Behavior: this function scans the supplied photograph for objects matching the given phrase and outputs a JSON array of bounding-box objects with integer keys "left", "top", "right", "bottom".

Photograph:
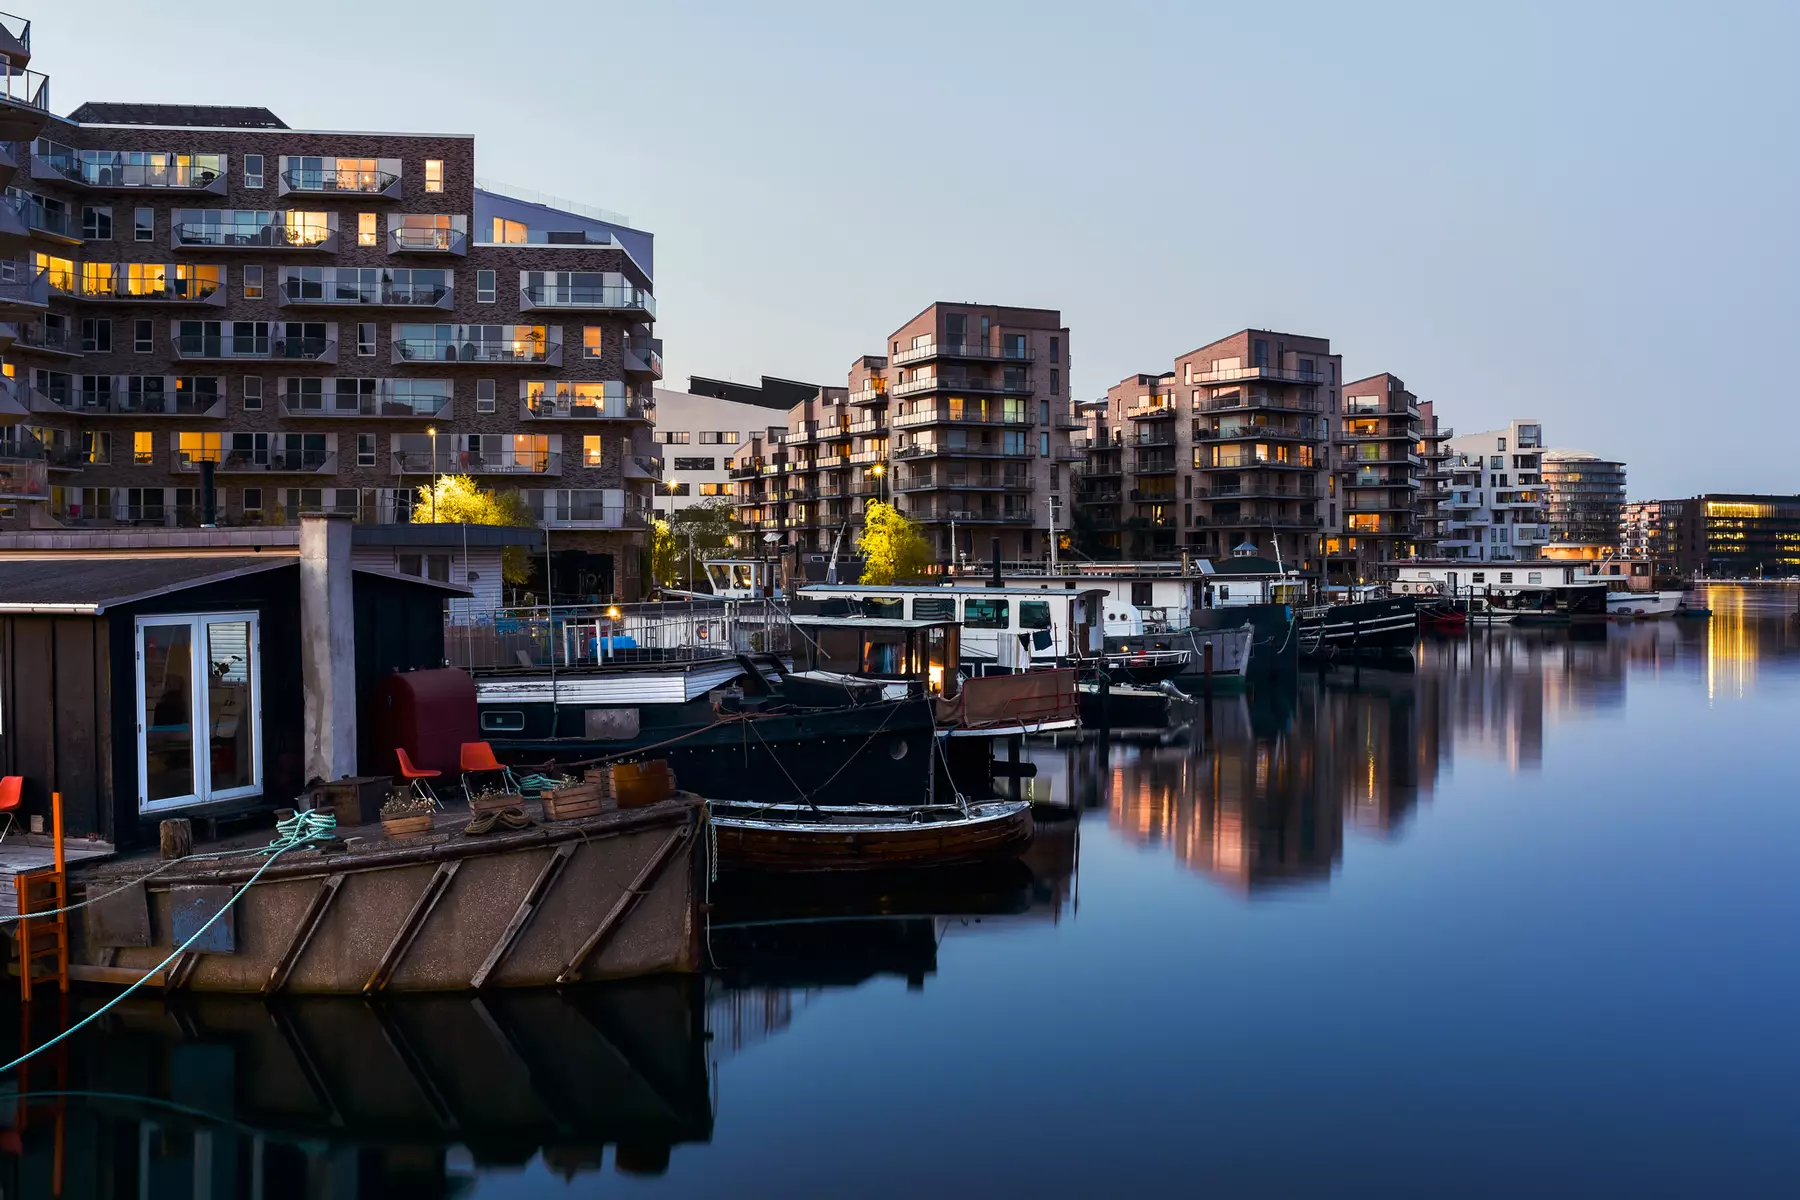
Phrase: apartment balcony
[
  {"left": 174, "top": 334, "right": 337, "bottom": 364},
  {"left": 1192, "top": 364, "right": 1328, "bottom": 386},
  {"left": 392, "top": 448, "right": 561, "bottom": 476},
  {"left": 1082, "top": 462, "right": 1124, "bottom": 479},
  {"left": 386, "top": 226, "right": 468, "bottom": 256},
  {"left": 175, "top": 219, "right": 337, "bottom": 253},
  {"left": 889, "top": 341, "right": 1035, "bottom": 367},
  {"left": 890, "top": 407, "right": 1031, "bottom": 430},
  {"left": 1133, "top": 456, "right": 1178, "bottom": 475},
  {"left": 538, "top": 499, "right": 649, "bottom": 530},
  {"left": 623, "top": 338, "right": 663, "bottom": 380},
  {"left": 0, "top": 457, "right": 47, "bottom": 501},
  {"left": 1127, "top": 488, "right": 1178, "bottom": 504},
  {"left": 279, "top": 166, "right": 401, "bottom": 200},
  {"left": 30, "top": 147, "right": 228, "bottom": 193},
  {"left": 1194, "top": 392, "right": 1325, "bottom": 415},
  {"left": 1127, "top": 401, "right": 1177, "bottom": 421},
  {"left": 12, "top": 317, "right": 77, "bottom": 357},
  {"left": 890, "top": 374, "right": 1034, "bottom": 400},
  {"left": 1346, "top": 471, "right": 1421, "bottom": 490},
  {"left": 519, "top": 284, "right": 655, "bottom": 319},
  {"left": 1196, "top": 482, "right": 1320, "bottom": 501},
  {"left": 393, "top": 336, "right": 560, "bottom": 366},
  {"left": 897, "top": 473, "right": 1030, "bottom": 493},
  {"left": 280, "top": 278, "right": 451, "bottom": 310},
  {"left": 0, "top": 262, "right": 47, "bottom": 316},
  {"left": 1130, "top": 430, "right": 1176, "bottom": 448},
  {"left": 519, "top": 395, "right": 646, "bottom": 421},
  {"left": 77, "top": 271, "right": 226, "bottom": 306},
  {"left": 1343, "top": 497, "right": 1417, "bottom": 515},
  {"left": 909, "top": 508, "right": 1033, "bottom": 525},
  {"left": 1344, "top": 449, "right": 1423, "bottom": 468},
  {"left": 0, "top": 12, "right": 31, "bottom": 67},
  {"left": 1512, "top": 524, "right": 1551, "bottom": 543},
  {"left": 181, "top": 451, "right": 338, "bottom": 476},
  {"left": 845, "top": 417, "right": 886, "bottom": 436},
  {"left": 0, "top": 140, "right": 14, "bottom": 191},
  {"left": 1053, "top": 446, "right": 1084, "bottom": 462},
  {"left": 891, "top": 443, "right": 1034, "bottom": 462},
  {"left": 1194, "top": 423, "right": 1320, "bottom": 443},
  {"left": 1344, "top": 399, "right": 1423, "bottom": 420},
  {"left": 0, "top": 192, "right": 29, "bottom": 250},
  {"left": 280, "top": 389, "right": 450, "bottom": 419},
  {"left": 0, "top": 377, "right": 23, "bottom": 417},
  {"left": 1203, "top": 456, "right": 1317, "bottom": 472},
  {"left": 49, "top": 388, "right": 226, "bottom": 418},
  {"left": 1191, "top": 514, "right": 1325, "bottom": 531},
  {"left": 1343, "top": 516, "right": 1415, "bottom": 536},
  {"left": 846, "top": 385, "right": 888, "bottom": 406},
  {"left": 1339, "top": 424, "right": 1417, "bottom": 443},
  {"left": 0, "top": 66, "right": 50, "bottom": 141}
]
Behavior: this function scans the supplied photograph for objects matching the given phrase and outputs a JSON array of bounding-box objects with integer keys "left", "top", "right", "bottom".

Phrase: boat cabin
[
  {"left": 794, "top": 583, "right": 1105, "bottom": 674},
  {"left": 789, "top": 616, "right": 961, "bottom": 699}
]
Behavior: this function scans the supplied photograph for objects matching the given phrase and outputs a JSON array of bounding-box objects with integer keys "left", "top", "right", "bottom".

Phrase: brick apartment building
[
  {"left": 731, "top": 303, "right": 1079, "bottom": 564},
  {"left": 1323, "top": 372, "right": 1445, "bottom": 581},
  {"left": 1074, "top": 329, "right": 1339, "bottom": 572},
  {"left": 1651, "top": 495, "right": 1800, "bottom": 578},
  {"left": 0, "top": 17, "right": 659, "bottom": 598}
]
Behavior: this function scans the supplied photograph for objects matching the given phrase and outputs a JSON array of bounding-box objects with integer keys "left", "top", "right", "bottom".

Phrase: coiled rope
[{"left": 1, "top": 810, "right": 338, "bottom": 1076}]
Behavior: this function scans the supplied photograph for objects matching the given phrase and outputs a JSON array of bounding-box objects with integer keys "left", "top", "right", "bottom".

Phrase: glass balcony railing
[
  {"left": 280, "top": 389, "right": 450, "bottom": 418},
  {"left": 519, "top": 285, "right": 654, "bottom": 316},
  {"left": 389, "top": 227, "right": 466, "bottom": 253},
  {"left": 394, "top": 337, "right": 552, "bottom": 364},
  {"left": 280, "top": 167, "right": 399, "bottom": 194},
  {"left": 175, "top": 221, "right": 334, "bottom": 250}
]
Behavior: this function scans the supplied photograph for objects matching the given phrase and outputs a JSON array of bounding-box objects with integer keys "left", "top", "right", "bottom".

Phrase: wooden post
[
  {"left": 160, "top": 818, "right": 193, "bottom": 861},
  {"left": 1202, "top": 639, "right": 1214, "bottom": 700},
  {"left": 51, "top": 791, "right": 64, "bottom": 876}
]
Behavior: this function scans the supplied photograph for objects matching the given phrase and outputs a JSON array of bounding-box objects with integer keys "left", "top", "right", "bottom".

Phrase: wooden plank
[
  {"left": 262, "top": 874, "right": 343, "bottom": 997},
  {"left": 557, "top": 826, "right": 690, "bottom": 984},
  {"left": 363, "top": 859, "right": 460, "bottom": 995},
  {"left": 469, "top": 842, "right": 576, "bottom": 990}
]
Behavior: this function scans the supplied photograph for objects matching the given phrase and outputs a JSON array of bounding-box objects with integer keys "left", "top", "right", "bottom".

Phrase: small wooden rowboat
[{"left": 709, "top": 800, "right": 1033, "bottom": 872}]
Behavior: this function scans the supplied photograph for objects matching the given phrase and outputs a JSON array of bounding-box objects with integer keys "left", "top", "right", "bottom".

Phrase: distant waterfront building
[
  {"left": 1658, "top": 495, "right": 1800, "bottom": 578},
  {"left": 1621, "top": 500, "right": 1665, "bottom": 563},
  {"left": 1326, "top": 372, "right": 1428, "bottom": 580},
  {"left": 732, "top": 303, "right": 1078, "bottom": 563},
  {"left": 1440, "top": 421, "right": 1549, "bottom": 561},
  {"left": 1541, "top": 450, "right": 1627, "bottom": 554},
  {"left": 651, "top": 376, "right": 815, "bottom": 516}
]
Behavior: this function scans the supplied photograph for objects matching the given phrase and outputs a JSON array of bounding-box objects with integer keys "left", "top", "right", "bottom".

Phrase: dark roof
[
  {"left": 1206, "top": 554, "right": 1287, "bottom": 576},
  {"left": 0, "top": 556, "right": 289, "bottom": 612},
  {"left": 66, "top": 103, "right": 288, "bottom": 129},
  {"left": 686, "top": 375, "right": 819, "bottom": 411},
  {"left": 352, "top": 524, "right": 542, "bottom": 549}
]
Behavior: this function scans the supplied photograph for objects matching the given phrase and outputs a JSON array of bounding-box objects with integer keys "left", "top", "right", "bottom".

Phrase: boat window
[
  {"left": 1528, "top": 572, "right": 1542, "bottom": 584},
  {"left": 480, "top": 710, "right": 526, "bottom": 732},
  {"left": 863, "top": 634, "right": 907, "bottom": 675},
  {"left": 1633, "top": 563, "right": 1649, "bottom": 575},
  {"left": 1500, "top": 572, "right": 1513, "bottom": 584},
  {"left": 963, "top": 598, "right": 1010, "bottom": 629},
  {"left": 861, "top": 597, "right": 904, "bottom": 618},
  {"left": 1019, "top": 600, "right": 1052, "bottom": 630},
  {"left": 732, "top": 564, "right": 755, "bottom": 590},
  {"left": 1471, "top": 572, "right": 1485, "bottom": 583},
  {"left": 912, "top": 596, "right": 955, "bottom": 620},
  {"left": 1130, "top": 582, "right": 1153, "bottom": 606}
]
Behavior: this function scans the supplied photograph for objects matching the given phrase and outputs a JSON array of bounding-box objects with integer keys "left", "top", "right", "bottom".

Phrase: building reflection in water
[{"left": 1103, "top": 601, "right": 1799, "bottom": 896}]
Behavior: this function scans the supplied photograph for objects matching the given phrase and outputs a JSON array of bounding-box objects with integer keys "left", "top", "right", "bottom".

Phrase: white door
[{"left": 136, "top": 612, "right": 263, "bottom": 814}]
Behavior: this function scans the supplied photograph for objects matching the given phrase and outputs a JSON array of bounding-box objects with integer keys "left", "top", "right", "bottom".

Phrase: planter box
[
  {"left": 381, "top": 814, "right": 433, "bottom": 838},
  {"left": 468, "top": 789, "right": 522, "bottom": 814}
]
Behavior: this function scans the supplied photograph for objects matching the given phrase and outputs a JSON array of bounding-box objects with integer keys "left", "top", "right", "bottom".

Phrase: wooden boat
[
  {"left": 1418, "top": 602, "right": 1467, "bottom": 632},
  {"left": 710, "top": 799, "right": 1033, "bottom": 873}
]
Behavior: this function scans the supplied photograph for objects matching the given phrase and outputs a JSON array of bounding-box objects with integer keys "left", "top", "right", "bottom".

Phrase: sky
[{"left": 43, "top": 0, "right": 1800, "bottom": 498}]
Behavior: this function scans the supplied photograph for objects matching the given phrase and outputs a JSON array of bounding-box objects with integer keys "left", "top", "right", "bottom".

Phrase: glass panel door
[
  {"left": 138, "top": 613, "right": 262, "bottom": 813},
  {"left": 139, "top": 621, "right": 199, "bottom": 810},
  {"left": 205, "top": 618, "right": 258, "bottom": 798}
]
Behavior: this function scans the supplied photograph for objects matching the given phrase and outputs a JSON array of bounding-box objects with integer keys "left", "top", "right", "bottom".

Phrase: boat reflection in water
[{"left": 1, "top": 981, "right": 713, "bottom": 1196}]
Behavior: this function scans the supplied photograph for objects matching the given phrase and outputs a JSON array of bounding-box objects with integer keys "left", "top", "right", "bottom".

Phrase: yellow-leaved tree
[
  {"left": 412, "top": 475, "right": 536, "bottom": 584},
  {"left": 858, "top": 501, "right": 933, "bottom": 585}
]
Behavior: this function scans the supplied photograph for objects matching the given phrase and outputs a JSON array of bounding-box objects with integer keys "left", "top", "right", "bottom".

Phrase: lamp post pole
[{"left": 426, "top": 424, "right": 438, "bottom": 522}]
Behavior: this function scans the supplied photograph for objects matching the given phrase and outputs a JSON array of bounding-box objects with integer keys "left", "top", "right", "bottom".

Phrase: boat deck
[{"left": 0, "top": 835, "right": 116, "bottom": 918}]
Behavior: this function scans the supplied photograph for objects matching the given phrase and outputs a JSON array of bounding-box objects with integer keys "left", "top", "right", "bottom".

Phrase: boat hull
[
  {"left": 68, "top": 799, "right": 707, "bottom": 994},
  {"left": 712, "top": 801, "right": 1034, "bottom": 873},
  {"left": 1298, "top": 597, "right": 1418, "bottom": 659},
  {"left": 1607, "top": 590, "right": 1684, "bottom": 618}
]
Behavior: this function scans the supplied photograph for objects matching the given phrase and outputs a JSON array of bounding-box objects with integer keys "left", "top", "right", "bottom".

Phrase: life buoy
[{"left": 698, "top": 626, "right": 710, "bottom": 640}]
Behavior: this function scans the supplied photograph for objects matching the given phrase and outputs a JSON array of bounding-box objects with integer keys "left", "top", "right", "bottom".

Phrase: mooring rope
[{"left": 1, "top": 811, "right": 338, "bottom": 1076}]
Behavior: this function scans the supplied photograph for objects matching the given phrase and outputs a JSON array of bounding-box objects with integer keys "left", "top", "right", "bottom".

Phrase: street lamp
[
  {"left": 426, "top": 424, "right": 438, "bottom": 523},
  {"left": 871, "top": 461, "right": 886, "bottom": 506}
]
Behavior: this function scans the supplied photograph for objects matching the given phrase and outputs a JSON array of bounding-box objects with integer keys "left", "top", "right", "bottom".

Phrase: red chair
[
  {"left": 459, "top": 742, "right": 519, "bottom": 804},
  {"left": 394, "top": 747, "right": 442, "bottom": 810},
  {"left": 0, "top": 776, "right": 21, "bottom": 844}
]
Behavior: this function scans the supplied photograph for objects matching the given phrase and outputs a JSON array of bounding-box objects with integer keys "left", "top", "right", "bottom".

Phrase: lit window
[
  {"left": 133, "top": 431, "right": 154, "bottom": 464},
  {"left": 583, "top": 435, "right": 604, "bottom": 466},
  {"left": 492, "top": 218, "right": 527, "bottom": 244},
  {"left": 424, "top": 159, "right": 443, "bottom": 193},
  {"left": 583, "top": 327, "right": 603, "bottom": 359},
  {"left": 358, "top": 212, "right": 377, "bottom": 247}
]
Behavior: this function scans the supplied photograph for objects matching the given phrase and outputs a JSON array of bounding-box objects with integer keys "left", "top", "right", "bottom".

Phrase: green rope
[{"left": 2, "top": 809, "right": 339, "bottom": 1076}]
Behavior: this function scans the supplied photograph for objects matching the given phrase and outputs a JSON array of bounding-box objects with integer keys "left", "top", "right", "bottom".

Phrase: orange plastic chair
[
  {"left": 459, "top": 742, "right": 519, "bottom": 804},
  {"left": 0, "top": 776, "right": 21, "bottom": 844},
  {"left": 394, "top": 747, "right": 442, "bottom": 810}
]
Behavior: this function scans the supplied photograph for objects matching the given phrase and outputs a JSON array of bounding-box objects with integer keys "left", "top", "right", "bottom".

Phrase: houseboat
[{"left": 1391, "top": 561, "right": 1677, "bottom": 620}]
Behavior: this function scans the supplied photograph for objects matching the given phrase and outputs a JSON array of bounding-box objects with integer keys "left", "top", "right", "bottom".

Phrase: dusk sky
[{"left": 51, "top": 0, "right": 1798, "bottom": 498}]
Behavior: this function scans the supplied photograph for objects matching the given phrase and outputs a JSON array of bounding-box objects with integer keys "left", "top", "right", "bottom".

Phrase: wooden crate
[
  {"left": 381, "top": 814, "right": 433, "bottom": 838},
  {"left": 468, "top": 789, "right": 522, "bottom": 814},
  {"left": 544, "top": 783, "right": 604, "bottom": 822},
  {"left": 580, "top": 768, "right": 616, "bottom": 801}
]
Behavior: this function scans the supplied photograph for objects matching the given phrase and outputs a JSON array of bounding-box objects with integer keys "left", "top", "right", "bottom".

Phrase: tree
[
  {"left": 858, "top": 501, "right": 933, "bottom": 584},
  {"left": 666, "top": 498, "right": 743, "bottom": 588},
  {"left": 411, "top": 475, "right": 536, "bottom": 584},
  {"left": 649, "top": 517, "right": 679, "bottom": 589}
]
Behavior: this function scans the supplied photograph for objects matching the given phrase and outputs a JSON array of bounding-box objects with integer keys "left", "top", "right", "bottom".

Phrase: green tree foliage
[
  {"left": 858, "top": 501, "right": 934, "bottom": 584},
  {"left": 650, "top": 517, "right": 679, "bottom": 589},
  {"left": 411, "top": 475, "right": 536, "bottom": 584},
  {"left": 649, "top": 499, "right": 745, "bottom": 590}
]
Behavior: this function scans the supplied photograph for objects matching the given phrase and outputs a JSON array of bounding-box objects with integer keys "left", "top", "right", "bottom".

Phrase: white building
[
  {"left": 650, "top": 377, "right": 808, "bottom": 516},
  {"left": 1440, "top": 420, "right": 1550, "bottom": 562}
]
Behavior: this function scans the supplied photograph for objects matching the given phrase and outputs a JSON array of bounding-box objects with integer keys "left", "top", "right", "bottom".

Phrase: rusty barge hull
[{"left": 67, "top": 798, "right": 707, "bottom": 994}]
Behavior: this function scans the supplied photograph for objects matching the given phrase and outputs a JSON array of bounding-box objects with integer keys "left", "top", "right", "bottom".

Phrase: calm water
[{"left": 12, "top": 586, "right": 1800, "bottom": 1198}]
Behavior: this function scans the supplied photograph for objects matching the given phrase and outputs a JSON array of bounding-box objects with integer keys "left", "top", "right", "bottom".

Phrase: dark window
[
  {"left": 911, "top": 597, "right": 954, "bottom": 620},
  {"left": 963, "top": 598, "right": 1009, "bottom": 629},
  {"left": 480, "top": 710, "right": 526, "bottom": 732},
  {"left": 1019, "top": 600, "right": 1052, "bottom": 629},
  {"left": 861, "top": 598, "right": 904, "bottom": 618},
  {"left": 671, "top": 456, "right": 716, "bottom": 471},
  {"left": 1131, "top": 582, "right": 1153, "bottom": 606}
]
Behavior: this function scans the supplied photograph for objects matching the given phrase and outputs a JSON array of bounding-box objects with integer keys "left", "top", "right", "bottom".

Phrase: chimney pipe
[
  {"left": 989, "top": 538, "right": 1002, "bottom": 588},
  {"left": 200, "top": 461, "right": 216, "bottom": 527}
]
